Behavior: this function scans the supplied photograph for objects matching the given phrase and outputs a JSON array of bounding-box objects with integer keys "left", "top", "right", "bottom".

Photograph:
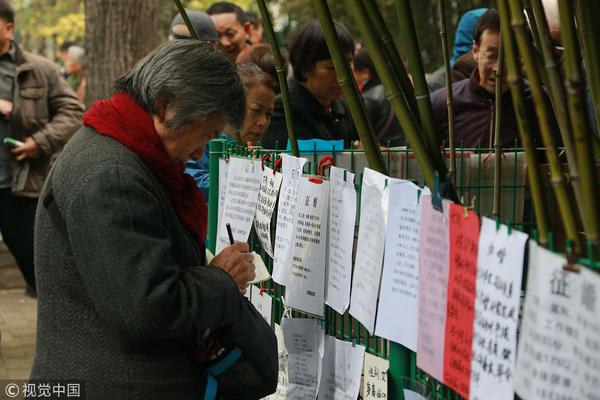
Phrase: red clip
[
  {"left": 308, "top": 176, "right": 323, "bottom": 184},
  {"left": 273, "top": 158, "right": 282, "bottom": 175},
  {"left": 317, "top": 156, "right": 334, "bottom": 176},
  {"left": 261, "top": 154, "right": 271, "bottom": 171}
]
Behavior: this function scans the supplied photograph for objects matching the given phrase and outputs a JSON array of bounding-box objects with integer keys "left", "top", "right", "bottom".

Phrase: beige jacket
[{"left": 10, "top": 43, "right": 84, "bottom": 197}]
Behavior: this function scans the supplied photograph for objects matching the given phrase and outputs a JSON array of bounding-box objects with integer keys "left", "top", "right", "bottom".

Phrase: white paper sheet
[
  {"left": 349, "top": 168, "right": 389, "bottom": 334},
  {"left": 216, "top": 157, "right": 262, "bottom": 253},
  {"left": 363, "top": 352, "right": 389, "bottom": 400},
  {"left": 375, "top": 181, "right": 427, "bottom": 351},
  {"left": 283, "top": 318, "right": 325, "bottom": 400},
  {"left": 254, "top": 166, "right": 283, "bottom": 257},
  {"left": 249, "top": 251, "right": 270, "bottom": 284},
  {"left": 266, "top": 323, "right": 289, "bottom": 400},
  {"left": 317, "top": 336, "right": 366, "bottom": 400},
  {"left": 403, "top": 390, "right": 428, "bottom": 400},
  {"left": 249, "top": 285, "right": 272, "bottom": 323},
  {"left": 513, "top": 242, "right": 593, "bottom": 400},
  {"left": 325, "top": 166, "right": 357, "bottom": 315},
  {"left": 273, "top": 154, "right": 308, "bottom": 285},
  {"left": 215, "top": 158, "right": 229, "bottom": 250},
  {"left": 469, "top": 217, "right": 528, "bottom": 400},
  {"left": 285, "top": 178, "right": 329, "bottom": 317}
]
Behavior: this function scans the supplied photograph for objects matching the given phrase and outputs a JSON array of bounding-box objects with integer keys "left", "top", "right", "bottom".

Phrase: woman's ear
[{"left": 154, "top": 101, "right": 168, "bottom": 123}]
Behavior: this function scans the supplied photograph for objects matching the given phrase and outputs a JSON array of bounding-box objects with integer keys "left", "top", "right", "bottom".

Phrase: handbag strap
[{"left": 203, "top": 347, "right": 242, "bottom": 400}]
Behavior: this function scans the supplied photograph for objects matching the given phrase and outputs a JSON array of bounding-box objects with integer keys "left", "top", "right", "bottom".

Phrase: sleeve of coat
[
  {"left": 63, "top": 163, "right": 241, "bottom": 346},
  {"left": 31, "top": 63, "right": 84, "bottom": 155}
]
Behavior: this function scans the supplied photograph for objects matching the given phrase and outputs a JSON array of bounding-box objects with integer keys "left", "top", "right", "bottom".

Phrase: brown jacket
[{"left": 10, "top": 43, "right": 84, "bottom": 197}]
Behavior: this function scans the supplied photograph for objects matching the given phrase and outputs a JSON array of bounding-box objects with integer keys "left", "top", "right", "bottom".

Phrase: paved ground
[{"left": 0, "top": 250, "right": 36, "bottom": 380}]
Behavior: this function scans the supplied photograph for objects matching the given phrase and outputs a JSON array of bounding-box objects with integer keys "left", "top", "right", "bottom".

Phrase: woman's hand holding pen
[{"left": 210, "top": 242, "right": 256, "bottom": 294}]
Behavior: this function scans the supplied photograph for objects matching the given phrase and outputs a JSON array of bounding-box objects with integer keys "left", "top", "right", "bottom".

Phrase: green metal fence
[{"left": 206, "top": 138, "right": 599, "bottom": 400}]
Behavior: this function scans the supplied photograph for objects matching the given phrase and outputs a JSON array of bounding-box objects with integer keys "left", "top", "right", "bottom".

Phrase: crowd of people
[{"left": 0, "top": 0, "right": 577, "bottom": 398}]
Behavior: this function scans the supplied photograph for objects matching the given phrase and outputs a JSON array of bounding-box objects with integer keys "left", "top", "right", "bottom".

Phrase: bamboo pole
[
  {"left": 438, "top": 0, "right": 455, "bottom": 183},
  {"left": 173, "top": 0, "right": 199, "bottom": 39},
  {"left": 509, "top": 0, "right": 581, "bottom": 253},
  {"left": 492, "top": 38, "right": 504, "bottom": 219},
  {"left": 256, "top": 0, "right": 299, "bottom": 156},
  {"left": 394, "top": 0, "right": 445, "bottom": 172},
  {"left": 346, "top": 0, "right": 457, "bottom": 198},
  {"left": 497, "top": 0, "right": 550, "bottom": 245},
  {"left": 362, "top": 0, "right": 419, "bottom": 121},
  {"left": 557, "top": 0, "right": 600, "bottom": 248},
  {"left": 313, "top": 0, "right": 387, "bottom": 173}
]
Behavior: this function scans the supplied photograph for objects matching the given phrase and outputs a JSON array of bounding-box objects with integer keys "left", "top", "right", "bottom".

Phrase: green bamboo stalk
[
  {"left": 173, "top": 0, "right": 199, "bottom": 40},
  {"left": 313, "top": 0, "right": 387, "bottom": 173},
  {"left": 557, "top": 0, "right": 600, "bottom": 248},
  {"left": 529, "top": 0, "right": 583, "bottom": 215},
  {"left": 394, "top": 0, "right": 445, "bottom": 171},
  {"left": 346, "top": 0, "right": 456, "bottom": 197},
  {"left": 523, "top": 0, "right": 541, "bottom": 53},
  {"left": 362, "top": 0, "right": 419, "bottom": 121},
  {"left": 509, "top": 0, "right": 581, "bottom": 253},
  {"left": 438, "top": 0, "right": 455, "bottom": 183},
  {"left": 492, "top": 38, "right": 504, "bottom": 219},
  {"left": 497, "top": 0, "right": 550, "bottom": 245}
]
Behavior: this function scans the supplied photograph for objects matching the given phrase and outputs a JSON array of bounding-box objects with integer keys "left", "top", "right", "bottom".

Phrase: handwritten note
[
  {"left": 469, "top": 217, "right": 527, "bottom": 400},
  {"left": 273, "top": 154, "right": 308, "bottom": 285},
  {"left": 286, "top": 178, "right": 329, "bottom": 317},
  {"left": 249, "top": 285, "right": 272, "bottom": 323},
  {"left": 363, "top": 352, "right": 389, "bottom": 400},
  {"left": 325, "top": 166, "right": 356, "bottom": 315},
  {"left": 266, "top": 323, "right": 289, "bottom": 400},
  {"left": 375, "top": 181, "right": 425, "bottom": 351},
  {"left": 283, "top": 318, "right": 325, "bottom": 400},
  {"left": 254, "top": 166, "right": 283, "bottom": 257},
  {"left": 443, "top": 204, "right": 480, "bottom": 398},
  {"left": 216, "top": 157, "right": 262, "bottom": 253},
  {"left": 513, "top": 242, "right": 598, "bottom": 400},
  {"left": 349, "top": 168, "right": 389, "bottom": 334},
  {"left": 416, "top": 196, "right": 451, "bottom": 382},
  {"left": 317, "top": 336, "right": 366, "bottom": 400}
]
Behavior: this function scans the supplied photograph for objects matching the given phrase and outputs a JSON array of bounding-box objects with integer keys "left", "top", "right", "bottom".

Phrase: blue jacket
[{"left": 185, "top": 134, "right": 232, "bottom": 201}]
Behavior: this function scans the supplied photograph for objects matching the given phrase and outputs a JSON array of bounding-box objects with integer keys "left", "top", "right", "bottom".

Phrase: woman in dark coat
[
  {"left": 261, "top": 19, "right": 359, "bottom": 149},
  {"left": 31, "top": 41, "right": 263, "bottom": 399}
]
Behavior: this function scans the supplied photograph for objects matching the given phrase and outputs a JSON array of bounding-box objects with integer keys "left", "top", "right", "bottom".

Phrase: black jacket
[
  {"left": 361, "top": 77, "right": 404, "bottom": 146},
  {"left": 261, "top": 76, "right": 358, "bottom": 149}
]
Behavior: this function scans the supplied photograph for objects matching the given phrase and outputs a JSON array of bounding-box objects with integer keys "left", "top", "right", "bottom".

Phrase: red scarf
[{"left": 83, "top": 92, "right": 207, "bottom": 248}]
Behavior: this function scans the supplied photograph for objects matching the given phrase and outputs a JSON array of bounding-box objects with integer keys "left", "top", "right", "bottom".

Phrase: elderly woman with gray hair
[{"left": 30, "top": 40, "right": 276, "bottom": 399}]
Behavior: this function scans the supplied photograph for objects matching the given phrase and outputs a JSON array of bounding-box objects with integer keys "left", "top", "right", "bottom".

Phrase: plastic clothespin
[
  {"left": 563, "top": 240, "right": 581, "bottom": 273},
  {"left": 495, "top": 218, "right": 501, "bottom": 232},
  {"left": 317, "top": 156, "right": 334, "bottom": 176},
  {"left": 417, "top": 188, "right": 422, "bottom": 204},
  {"left": 431, "top": 171, "right": 445, "bottom": 212},
  {"left": 506, "top": 221, "right": 513, "bottom": 235},
  {"left": 462, "top": 195, "right": 476, "bottom": 218},
  {"left": 260, "top": 153, "right": 271, "bottom": 171},
  {"left": 273, "top": 158, "right": 282, "bottom": 175},
  {"left": 343, "top": 169, "right": 347, "bottom": 182}
]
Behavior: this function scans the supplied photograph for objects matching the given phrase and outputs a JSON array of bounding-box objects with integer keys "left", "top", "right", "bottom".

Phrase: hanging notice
[
  {"left": 325, "top": 166, "right": 356, "bottom": 315},
  {"left": 283, "top": 318, "right": 325, "bottom": 400},
  {"left": 442, "top": 204, "right": 480, "bottom": 398},
  {"left": 349, "top": 168, "right": 389, "bottom": 334},
  {"left": 249, "top": 285, "right": 272, "bottom": 323},
  {"left": 317, "top": 336, "right": 365, "bottom": 400},
  {"left": 215, "top": 158, "right": 229, "bottom": 249},
  {"left": 273, "top": 154, "right": 308, "bottom": 285},
  {"left": 286, "top": 178, "right": 329, "bottom": 317},
  {"left": 254, "top": 166, "right": 283, "bottom": 257},
  {"left": 375, "top": 181, "right": 426, "bottom": 351},
  {"left": 266, "top": 323, "right": 289, "bottom": 400},
  {"left": 216, "top": 157, "right": 262, "bottom": 253},
  {"left": 363, "top": 352, "right": 389, "bottom": 400},
  {"left": 403, "top": 390, "right": 428, "bottom": 400},
  {"left": 514, "top": 242, "right": 600, "bottom": 400},
  {"left": 416, "top": 196, "right": 451, "bottom": 382},
  {"left": 249, "top": 251, "right": 270, "bottom": 284},
  {"left": 469, "top": 217, "right": 527, "bottom": 400}
]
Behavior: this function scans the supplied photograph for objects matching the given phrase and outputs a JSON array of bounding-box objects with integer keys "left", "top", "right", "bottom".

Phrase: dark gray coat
[{"left": 31, "top": 126, "right": 242, "bottom": 399}]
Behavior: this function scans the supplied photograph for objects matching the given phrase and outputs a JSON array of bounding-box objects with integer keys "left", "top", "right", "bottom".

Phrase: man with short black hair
[
  {"left": 207, "top": 1, "right": 250, "bottom": 60},
  {"left": 245, "top": 10, "right": 263, "bottom": 44}
]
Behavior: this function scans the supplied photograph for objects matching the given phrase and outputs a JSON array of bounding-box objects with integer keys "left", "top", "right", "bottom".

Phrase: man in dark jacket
[{"left": 0, "top": 0, "right": 83, "bottom": 292}]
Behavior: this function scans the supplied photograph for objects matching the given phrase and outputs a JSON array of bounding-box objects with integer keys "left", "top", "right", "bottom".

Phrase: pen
[{"left": 226, "top": 223, "right": 235, "bottom": 245}]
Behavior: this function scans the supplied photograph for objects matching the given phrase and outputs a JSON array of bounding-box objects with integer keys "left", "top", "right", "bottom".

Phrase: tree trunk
[{"left": 84, "top": 0, "right": 161, "bottom": 108}]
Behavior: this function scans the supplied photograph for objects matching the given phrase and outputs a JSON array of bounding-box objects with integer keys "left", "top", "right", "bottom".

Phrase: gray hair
[
  {"left": 68, "top": 45, "right": 86, "bottom": 67},
  {"left": 114, "top": 40, "right": 245, "bottom": 131}
]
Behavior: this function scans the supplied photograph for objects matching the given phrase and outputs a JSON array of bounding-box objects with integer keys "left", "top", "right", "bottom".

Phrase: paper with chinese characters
[
  {"left": 403, "top": 390, "right": 428, "bottom": 400},
  {"left": 513, "top": 242, "right": 599, "bottom": 400},
  {"left": 254, "top": 166, "right": 283, "bottom": 257},
  {"left": 216, "top": 157, "right": 262, "bottom": 253},
  {"left": 443, "top": 204, "right": 480, "bottom": 398},
  {"left": 273, "top": 154, "right": 308, "bottom": 285},
  {"left": 317, "top": 336, "right": 365, "bottom": 400},
  {"left": 283, "top": 318, "right": 325, "bottom": 400},
  {"left": 249, "top": 285, "right": 272, "bottom": 323},
  {"left": 349, "top": 168, "right": 389, "bottom": 334},
  {"left": 375, "top": 181, "right": 426, "bottom": 351},
  {"left": 469, "top": 217, "right": 527, "bottom": 400},
  {"left": 363, "top": 352, "right": 389, "bottom": 400},
  {"left": 266, "top": 323, "right": 289, "bottom": 400},
  {"left": 215, "top": 158, "right": 229, "bottom": 250},
  {"left": 286, "top": 178, "right": 329, "bottom": 317},
  {"left": 416, "top": 196, "right": 451, "bottom": 382},
  {"left": 325, "top": 166, "right": 356, "bottom": 315}
]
